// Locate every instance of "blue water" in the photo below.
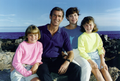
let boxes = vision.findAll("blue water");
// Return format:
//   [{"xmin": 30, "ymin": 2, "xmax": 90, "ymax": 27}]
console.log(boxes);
[
  {"xmin": 97, "ymin": 31, "xmax": 120, "ymax": 39},
  {"xmin": 0, "ymin": 31, "xmax": 120, "ymax": 39},
  {"xmin": 0, "ymin": 32, "xmax": 25, "ymax": 39}
]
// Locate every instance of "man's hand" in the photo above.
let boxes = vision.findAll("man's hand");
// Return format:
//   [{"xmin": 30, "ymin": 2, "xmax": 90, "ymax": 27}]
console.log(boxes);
[
  {"xmin": 58, "ymin": 50, "xmax": 74, "ymax": 74},
  {"xmin": 58, "ymin": 60, "xmax": 70, "ymax": 74}
]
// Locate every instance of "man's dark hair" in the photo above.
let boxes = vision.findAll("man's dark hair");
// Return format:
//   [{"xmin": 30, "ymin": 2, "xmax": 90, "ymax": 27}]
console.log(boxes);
[{"xmin": 50, "ymin": 7, "xmax": 64, "ymax": 18}]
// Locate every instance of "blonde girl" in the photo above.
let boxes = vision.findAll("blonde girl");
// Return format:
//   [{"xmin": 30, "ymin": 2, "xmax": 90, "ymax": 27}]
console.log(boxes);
[{"xmin": 10, "ymin": 25, "xmax": 43, "ymax": 81}]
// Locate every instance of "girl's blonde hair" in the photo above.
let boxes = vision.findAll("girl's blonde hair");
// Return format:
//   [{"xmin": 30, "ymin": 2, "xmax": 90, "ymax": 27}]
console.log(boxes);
[
  {"xmin": 80, "ymin": 16, "xmax": 98, "ymax": 32},
  {"xmin": 25, "ymin": 25, "xmax": 41, "ymax": 40}
]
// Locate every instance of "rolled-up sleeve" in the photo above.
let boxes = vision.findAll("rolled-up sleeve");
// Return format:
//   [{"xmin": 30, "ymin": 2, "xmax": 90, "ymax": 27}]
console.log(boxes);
[{"xmin": 12, "ymin": 44, "xmax": 32, "ymax": 77}]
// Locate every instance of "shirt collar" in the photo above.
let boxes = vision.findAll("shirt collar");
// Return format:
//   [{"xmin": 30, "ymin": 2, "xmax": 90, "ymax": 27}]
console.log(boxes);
[{"xmin": 46, "ymin": 24, "xmax": 61, "ymax": 33}]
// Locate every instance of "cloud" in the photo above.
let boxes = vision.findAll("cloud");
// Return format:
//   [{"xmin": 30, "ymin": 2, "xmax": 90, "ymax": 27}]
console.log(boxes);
[
  {"xmin": 94, "ymin": 12, "xmax": 120, "ymax": 27},
  {"xmin": 0, "ymin": 14, "xmax": 16, "ymax": 24},
  {"xmin": 39, "ymin": 13, "xmax": 49, "ymax": 21},
  {"xmin": 24, "ymin": 22, "xmax": 34, "ymax": 25},
  {"xmin": 55, "ymin": 2, "xmax": 67, "ymax": 5},
  {"xmin": 106, "ymin": 8, "xmax": 120, "ymax": 12},
  {"xmin": 21, "ymin": 20, "xmax": 34, "ymax": 25},
  {"xmin": 0, "ymin": 26, "xmax": 27, "ymax": 32},
  {"xmin": 77, "ymin": 9, "xmax": 120, "ymax": 31},
  {"xmin": 79, "ymin": 10, "xmax": 120, "ymax": 27},
  {"xmin": 0, "ymin": 18, "xmax": 14, "ymax": 22},
  {"xmin": 60, "ymin": 19, "xmax": 69, "ymax": 27},
  {"xmin": 0, "ymin": 14, "xmax": 16, "ymax": 16},
  {"xmin": 34, "ymin": 13, "xmax": 50, "ymax": 26}
]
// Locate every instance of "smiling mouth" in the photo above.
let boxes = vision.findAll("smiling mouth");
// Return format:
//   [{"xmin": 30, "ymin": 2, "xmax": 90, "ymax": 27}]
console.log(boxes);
[{"xmin": 54, "ymin": 20, "xmax": 59, "ymax": 23}]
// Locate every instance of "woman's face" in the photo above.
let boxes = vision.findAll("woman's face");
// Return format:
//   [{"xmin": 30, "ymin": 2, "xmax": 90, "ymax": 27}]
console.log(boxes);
[
  {"xmin": 83, "ymin": 21, "xmax": 95, "ymax": 34},
  {"xmin": 67, "ymin": 13, "xmax": 79, "ymax": 25}
]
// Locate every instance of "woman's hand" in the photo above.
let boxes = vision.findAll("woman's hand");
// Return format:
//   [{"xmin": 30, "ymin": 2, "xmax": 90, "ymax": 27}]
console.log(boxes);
[{"xmin": 62, "ymin": 51, "xmax": 68, "ymax": 59}]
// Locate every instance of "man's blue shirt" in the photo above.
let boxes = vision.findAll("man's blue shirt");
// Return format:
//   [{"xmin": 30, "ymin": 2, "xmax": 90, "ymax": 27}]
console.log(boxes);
[{"xmin": 38, "ymin": 24, "xmax": 72, "ymax": 58}]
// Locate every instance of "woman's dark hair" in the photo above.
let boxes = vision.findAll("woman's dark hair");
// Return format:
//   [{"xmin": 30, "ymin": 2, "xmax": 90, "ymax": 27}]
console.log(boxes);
[
  {"xmin": 66, "ymin": 7, "xmax": 80, "ymax": 18},
  {"xmin": 50, "ymin": 7, "xmax": 64, "ymax": 18},
  {"xmin": 80, "ymin": 16, "xmax": 98, "ymax": 32}
]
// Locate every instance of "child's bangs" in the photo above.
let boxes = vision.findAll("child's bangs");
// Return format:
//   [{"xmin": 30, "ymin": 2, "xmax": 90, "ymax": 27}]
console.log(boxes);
[{"xmin": 28, "ymin": 30, "xmax": 39, "ymax": 34}]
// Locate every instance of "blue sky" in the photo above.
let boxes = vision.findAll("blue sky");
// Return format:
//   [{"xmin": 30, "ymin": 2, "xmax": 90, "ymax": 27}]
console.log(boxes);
[{"xmin": 0, "ymin": 0, "xmax": 120, "ymax": 32}]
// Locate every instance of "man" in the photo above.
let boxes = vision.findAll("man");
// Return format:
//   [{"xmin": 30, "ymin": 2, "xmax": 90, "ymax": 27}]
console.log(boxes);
[{"xmin": 37, "ymin": 7, "xmax": 81, "ymax": 81}]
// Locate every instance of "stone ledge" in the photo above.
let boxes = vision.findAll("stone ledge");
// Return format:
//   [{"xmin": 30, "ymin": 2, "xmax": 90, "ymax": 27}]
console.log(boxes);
[
  {"xmin": 0, "ymin": 52, "xmax": 120, "ymax": 81},
  {"xmin": 1, "ymin": 34, "xmax": 120, "ymax": 81}
]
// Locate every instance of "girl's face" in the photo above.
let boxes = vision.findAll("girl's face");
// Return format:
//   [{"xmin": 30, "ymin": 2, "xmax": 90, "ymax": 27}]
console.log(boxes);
[
  {"xmin": 67, "ymin": 13, "xmax": 79, "ymax": 25},
  {"xmin": 27, "ymin": 33, "xmax": 38, "ymax": 43},
  {"xmin": 83, "ymin": 21, "xmax": 95, "ymax": 34}
]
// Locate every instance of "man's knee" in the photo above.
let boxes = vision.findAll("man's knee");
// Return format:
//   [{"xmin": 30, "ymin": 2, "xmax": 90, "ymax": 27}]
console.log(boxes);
[
  {"xmin": 36, "ymin": 64, "xmax": 53, "ymax": 81},
  {"xmin": 37, "ymin": 64, "xmax": 49, "ymax": 76}
]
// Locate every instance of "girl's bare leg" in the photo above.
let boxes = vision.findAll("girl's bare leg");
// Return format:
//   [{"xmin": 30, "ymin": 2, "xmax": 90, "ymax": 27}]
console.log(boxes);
[
  {"xmin": 100, "ymin": 68, "xmax": 113, "ymax": 81},
  {"xmin": 31, "ymin": 77, "xmax": 40, "ymax": 81},
  {"xmin": 92, "ymin": 68, "xmax": 105, "ymax": 81}
]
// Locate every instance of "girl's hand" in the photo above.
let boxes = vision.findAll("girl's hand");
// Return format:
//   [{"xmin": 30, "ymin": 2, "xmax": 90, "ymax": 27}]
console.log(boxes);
[
  {"xmin": 91, "ymin": 62, "xmax": 98, "ymax": 69},
  {"xmin": 100, "ymin": 54, "xmax": 108, "ymax": 70},
  {"xmin": 10, "ymin": 65, "xmax": 14, "ymax": 72},
  {"xmin": 31, "ymin": 63, "xmax": 40, "ymax": 74},
  {"xmin": 100, "ymin": 61, "xmax": 108, "ymax": 70},
  {"xmin": 88, "ymin": 59, "xmax": 98, "ymax": 69}
]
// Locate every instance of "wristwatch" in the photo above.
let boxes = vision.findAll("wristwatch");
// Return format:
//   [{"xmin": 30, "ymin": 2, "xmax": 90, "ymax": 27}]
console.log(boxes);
[{"xmin": 66, "ymin": 59, "xmax": 70, "ymax": 62}]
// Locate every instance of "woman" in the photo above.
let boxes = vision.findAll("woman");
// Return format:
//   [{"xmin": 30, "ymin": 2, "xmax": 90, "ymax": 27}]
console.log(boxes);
[{"xmin": 62, "ymin": 7, "xmax": 91, "ymax": 81}]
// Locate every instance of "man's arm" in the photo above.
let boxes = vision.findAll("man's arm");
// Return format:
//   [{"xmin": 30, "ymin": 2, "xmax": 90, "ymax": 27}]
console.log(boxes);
[
  {"xmin": 66, "ymin": 50, "xmax": 74, "ymax": 62},
  {"xmin": 58, "ymin": 50, "xmax": 74, "ymax": 74}
]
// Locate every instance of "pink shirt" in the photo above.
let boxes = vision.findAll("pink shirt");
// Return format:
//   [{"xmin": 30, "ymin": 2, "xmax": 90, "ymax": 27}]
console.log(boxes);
[{"xmin": 12, "ymin": 41, "xmax": 43, "ymax": 77}]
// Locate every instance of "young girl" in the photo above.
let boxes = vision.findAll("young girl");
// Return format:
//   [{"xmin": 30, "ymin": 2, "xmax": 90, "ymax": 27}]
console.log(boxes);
[
  {"xmin": 10, "ymin": 25, "xmax": 43, "ymax": 81},
  {"xmin": 78, "ymin": 16, "xmax": 112, "ymax": 81}
]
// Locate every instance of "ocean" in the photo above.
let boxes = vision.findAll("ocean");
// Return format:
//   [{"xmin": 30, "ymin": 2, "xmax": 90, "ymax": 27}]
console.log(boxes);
[
  {"xmin": 0, "ymin": 31, "xmax": 120, "ymax": 39},
  {"xmin": 0, "ymin": 32, "xmax": 25, "ymax": 39}
]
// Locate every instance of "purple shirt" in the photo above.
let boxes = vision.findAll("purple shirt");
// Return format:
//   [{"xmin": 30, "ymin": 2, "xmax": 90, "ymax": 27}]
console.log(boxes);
[{"xmin": 38, "ymin": 24, "xmax": 72, "ymax": 58}]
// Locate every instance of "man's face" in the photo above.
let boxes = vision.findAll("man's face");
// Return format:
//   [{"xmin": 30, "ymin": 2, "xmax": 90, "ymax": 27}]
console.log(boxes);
[{"xmin": 50, "ymin": 10, "xmax": 64, "ymax": 26}]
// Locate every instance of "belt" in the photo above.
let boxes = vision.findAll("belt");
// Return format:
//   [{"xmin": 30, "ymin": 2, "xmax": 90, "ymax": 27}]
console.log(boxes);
[{"xmin": 42, "ymin": 57, "xmax": 57, "ymax": 59}]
